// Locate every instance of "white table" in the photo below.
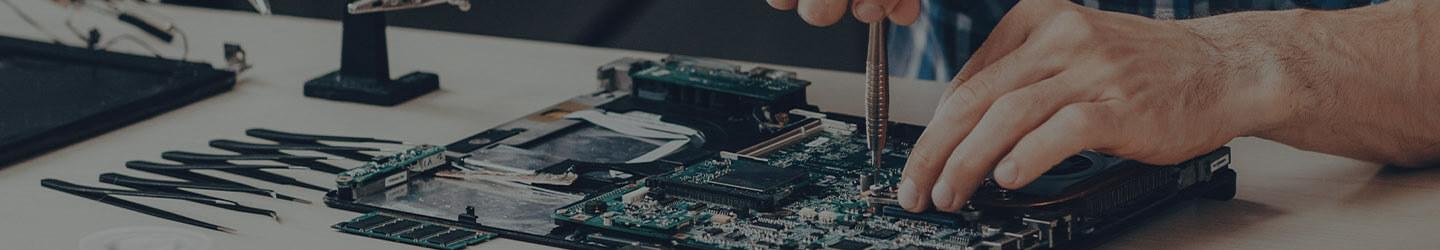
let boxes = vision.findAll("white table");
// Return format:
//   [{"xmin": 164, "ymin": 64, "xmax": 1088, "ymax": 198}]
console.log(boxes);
[{"xmin": 2, "ymin": 3, "xmax": 1437, "ymax": 250}]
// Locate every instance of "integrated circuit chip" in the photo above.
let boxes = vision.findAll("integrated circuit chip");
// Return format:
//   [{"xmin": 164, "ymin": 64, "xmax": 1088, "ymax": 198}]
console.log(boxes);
[
  {"xmin": 650, "ymin": 157, "xmax": 810, "ymax": 210},
  {"xmin": 339, "ymin": 214, "xmax": 395, "ymax": 230},
  {"xmin": 398, "ymin": 225, "xmax": 449, "ymax": 240},
  {"xmin": 371, "ymin": 220, "xmax": 421, "ymax": 235},
  {"xmin": 829, "ymin": 239, "xmax": 873, "ymax": 250},
  {"xmin": 426, "ymin": 230, "xmax": 479, "ymax": 245},
  {"xmin": 708, "ymin": 159, "xmax": 808, "ymax": 192},
  {"xmin": 861, "ymin": 228, "xmax": 899, "ymax": 240}
]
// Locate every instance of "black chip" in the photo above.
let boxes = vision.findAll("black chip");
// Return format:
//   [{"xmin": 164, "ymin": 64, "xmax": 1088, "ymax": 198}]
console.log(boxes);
[
  {"xmin": 425, "ymin": 230, "xmax": 478, "ymax": 245},
  {"xmin": 860, "ymin": 228, "xmax": 899, "ymax": 239},
  {"xmin": 899, "ymin": 244, "xmax": 940, "ymax": 250},
  {"xmin": 828, "ymin": 239, "xmax": 872, "ymax": 250},
  {"xmin": 708, "ymin": 159, "xmax": 807, "ymax": 192},
  {"xmin": 397, "ymin": 225, "xmax": 448, "ymax": 240},
  {"xmin": 704, "ymin": 228, "xmax": 725, "ymax": 235},
  {"xmin": 341, "ymin": 214, "xmax": 395, "ymax": 230},
  {"xmin": 725, "ymin": 231, "xmax": 747, "ymax": 241},
  {"xmin": 370, "ymin": 220, "xmax": 421, "ymax": 235},
  {"xmin": 753, "ymin": 221, "xmax": 784, "ymax": 230}
]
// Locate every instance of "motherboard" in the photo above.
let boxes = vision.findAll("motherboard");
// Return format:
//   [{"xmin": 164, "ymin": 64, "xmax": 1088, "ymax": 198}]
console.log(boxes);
[
  {"xmin": 553, "ymin": 110, "xmax": 1233, "ymax": 250},
  {"xmin": 325, "ymin": 55, "xmax": 1237, "ymax": 250}
]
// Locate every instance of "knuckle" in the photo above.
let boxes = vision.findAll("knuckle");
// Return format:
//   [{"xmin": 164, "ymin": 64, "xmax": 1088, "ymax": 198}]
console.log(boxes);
[
  {"xmin": 946, "ymin": 83, "xmax": 984, "ymax": 107},
  {"xmin": 1054, "ymin": 105, "xmax": 1093, "ymax": 125}
]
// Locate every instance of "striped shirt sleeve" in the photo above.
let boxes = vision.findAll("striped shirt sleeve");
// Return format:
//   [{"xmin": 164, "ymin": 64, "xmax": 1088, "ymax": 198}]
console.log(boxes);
[{"xmin": 889, "ymin": 0, "xmax": 1388, "ymax": 81}]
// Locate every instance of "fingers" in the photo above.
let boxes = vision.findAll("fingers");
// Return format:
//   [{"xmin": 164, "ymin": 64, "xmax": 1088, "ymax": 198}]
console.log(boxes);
[
  {"xmin": 767, "ymin": 0, "xmax": 798, "ymax": 10},
  {"xmin": 796, "ymin": 0, "xmax": 849, "ymax": 26},
  {"xmin": 898, "ymin": 38, "xmax": 1057, "ymax": 212},
  {"xmin": 888, "ymin": 0, "xmax": 920, "ymax": 25},
  {"xmin": 995, "ymin": 102, "xmax": 1124, "ymax": 189},
  {"xmin": 931, "ymin": 73, "xmax": 1095, "ymax": 210},
  {"xmin": 851, "ymin": 0, "xmax": 898, "ymax": 23},
  {"xmin": 898, "ymin": 93, "xmax": 974, "ymax": 212}
]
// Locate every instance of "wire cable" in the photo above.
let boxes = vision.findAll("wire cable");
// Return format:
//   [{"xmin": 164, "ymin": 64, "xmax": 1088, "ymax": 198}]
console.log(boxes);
[{"xmin": 98, "ymin": 33, "xmax": 165, "ymax": 59}]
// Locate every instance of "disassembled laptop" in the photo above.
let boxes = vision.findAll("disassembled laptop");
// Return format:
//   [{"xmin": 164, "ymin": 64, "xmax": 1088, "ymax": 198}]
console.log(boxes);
[{"xmin": 322, "ymin": 55, "xmax": 1238, "ymax": 250}]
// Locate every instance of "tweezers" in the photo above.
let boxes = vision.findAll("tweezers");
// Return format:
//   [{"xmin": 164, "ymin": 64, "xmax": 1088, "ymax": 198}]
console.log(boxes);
[
  {"xmin": 41, "ymin": 179, "xmax": 237, "ymax": 233},
  {"xmin": 100, "ymin": 173, "xmax": 281, "ymax": 222},
  {"xmin": 126, "ymin": 161, "xmax": 311, "ymax": 204},
  {"xmin": 209, "ymin": 139, "xmax": 372, "ymax": 173},
  {"xmin": 160, "ymin": 151, "xmax": 330, "ymax": 191}
]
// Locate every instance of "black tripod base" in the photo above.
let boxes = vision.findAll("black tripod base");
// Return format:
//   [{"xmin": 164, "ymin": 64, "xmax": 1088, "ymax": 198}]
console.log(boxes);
[{"xmin": 304, "ymin": 71, "xmax": 438, "ymax": 106}]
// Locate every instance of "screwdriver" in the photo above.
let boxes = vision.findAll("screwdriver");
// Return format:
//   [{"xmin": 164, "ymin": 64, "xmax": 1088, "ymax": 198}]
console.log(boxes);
[{"xmin": 861, "ymin": 21, "xmax": 891, "ymax": 192}]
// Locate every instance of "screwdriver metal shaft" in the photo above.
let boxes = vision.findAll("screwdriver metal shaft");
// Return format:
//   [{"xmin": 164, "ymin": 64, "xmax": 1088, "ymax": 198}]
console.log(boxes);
[{"xmin": 862, "ymin": 21, "xmax": 890, "ymax": 191}]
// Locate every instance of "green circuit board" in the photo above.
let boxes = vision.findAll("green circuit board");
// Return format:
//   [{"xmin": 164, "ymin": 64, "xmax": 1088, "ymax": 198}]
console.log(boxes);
[
  {"xmin": 335, "ymin": 145, "xmax": 447, "ymax": 199},
  {"xmin": 553, "ymin": 125, "xmax": 1006, "ymax": 250},
  {"xmin": 630, "ymin": 56, "xmax": 809, "ymax": 102}
]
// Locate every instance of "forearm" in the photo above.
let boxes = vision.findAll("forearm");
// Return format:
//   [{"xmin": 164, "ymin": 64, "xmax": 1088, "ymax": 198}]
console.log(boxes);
[{"xmin": 1182, "ymin": 0, "xmax": 1440, "ymax": 166}]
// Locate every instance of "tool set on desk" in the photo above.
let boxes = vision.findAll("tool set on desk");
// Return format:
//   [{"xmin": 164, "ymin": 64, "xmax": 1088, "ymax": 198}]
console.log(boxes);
[{"xmin": 40, "ymin": 129, "xmax": 415, "ymax": 233}]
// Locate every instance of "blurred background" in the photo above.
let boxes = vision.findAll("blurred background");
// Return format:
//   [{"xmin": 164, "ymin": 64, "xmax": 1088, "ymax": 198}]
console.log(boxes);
[
  {"xmin": 150, "ymin": 0, "xmax": 1373, "ymax": 73},
  {"xmin": 160, "ymin": 0, "xmax": 872, "ymax": 72}
]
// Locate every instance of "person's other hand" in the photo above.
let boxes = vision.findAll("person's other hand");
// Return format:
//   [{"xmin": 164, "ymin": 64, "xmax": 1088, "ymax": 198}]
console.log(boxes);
[
  {"xmin": 765, "ymin": 0, "xmax": 921, "ymax": 26},
  {"xmin": 898, "ymin": 0, "xmax": 1286, "ymax": 212}
]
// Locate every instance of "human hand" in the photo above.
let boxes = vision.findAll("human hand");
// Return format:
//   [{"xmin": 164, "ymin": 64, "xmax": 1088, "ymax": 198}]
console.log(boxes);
[
  {"xmin": 764, "ymin": 0, "xmax": 920, "ymax": 26},
  {"xmin": 897, "ymin": 0, "xmax": 1288, "ymax": 212}
]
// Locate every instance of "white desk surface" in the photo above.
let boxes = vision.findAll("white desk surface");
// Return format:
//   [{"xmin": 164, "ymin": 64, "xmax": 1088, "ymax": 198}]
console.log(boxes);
[{"xmin": 2, "ymin": 3, "xmax": 1437, "ymax": 250}]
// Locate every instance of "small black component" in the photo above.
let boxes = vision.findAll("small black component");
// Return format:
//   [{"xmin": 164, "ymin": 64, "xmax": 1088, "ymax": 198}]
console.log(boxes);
[
  {"xmin": 860, "ymin": 228, "xmax": 899, "ymax": 239},
  {"xmin": 879, "ymin": 206, "xmax": 962, "ymax": 228},
  {"xmin": 342, "ymin": 214, "xmax": 396, "ymax": 230},
  {"xmin": 426, "ymin": 230, "xmax": 479, "ymax": 245},
  {"xmin": 459, "ymin": 206, "xmax": 479, "ymax": 223},
  {"xmin": 753, "ymin": 221, "xmax": 784, "ymax": 231},
  {"xmin": 828, "ymin": 239, "xmax": 872, "ymax": 250},
  {"xmin": 704, "ymin": 228, "xmax": 725, "ymax": 235},
  {"xmin": 899, "ymin": 244, "xmax": 940, "ymax": 250},
  {"xmin": 398, "ymin": 225, "xmax": 448, "ymax": 240},
  {"xmin": 725, "ymin": 231, "xmax": 747, "ymax": 241},
  {"xmin": 370, "ymin": 220, "xmax": 422, "ymax": 235},
  {"xmin": 709, "ymin": 159, "xmax": 808, "ymax": 193},
  {"xmin": 584, "ymin": 201, "xmax": 608, "ymax": 214},
  {"xmin": 651, "ymin": 158, "xmax": 809, "ymax": 211}
]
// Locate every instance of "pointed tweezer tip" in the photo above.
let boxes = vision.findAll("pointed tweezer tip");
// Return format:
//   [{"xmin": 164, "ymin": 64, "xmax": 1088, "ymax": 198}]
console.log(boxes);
[
  {"xmin": 217, "ymin": 226, "xmax": 238, "ymax": 234},
  {"xmin": 291, "ymin": 197, "xmax": 313, "ymax": 205}
]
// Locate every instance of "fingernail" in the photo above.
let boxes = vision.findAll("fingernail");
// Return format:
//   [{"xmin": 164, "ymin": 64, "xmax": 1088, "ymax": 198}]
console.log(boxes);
[
  {"xmin": 855, "ymin": 3, "xmax": 884, "ymax": 23},
  {"xmin": 994, "ymin": 160, "xmax": 1018, "ymax": 186},
  {"xmin": 898, "ymin": 178, "xmax": 921, "ymax": 209},
  {"xmin": 931, "ymin": 180, "xmax": 955, "ymax": 210}
]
